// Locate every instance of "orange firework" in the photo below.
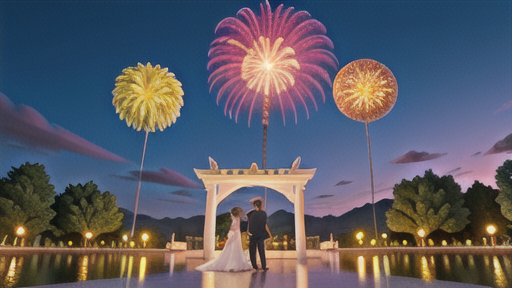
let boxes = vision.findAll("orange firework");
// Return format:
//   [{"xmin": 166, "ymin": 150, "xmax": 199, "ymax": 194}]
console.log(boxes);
[
  {"xmin": 332, "ymin": 58, "xmax": 398, "ymax": 242},
  {"xmin": 333, "ymin": 59, "xmax": 397, "ymax": 123}
]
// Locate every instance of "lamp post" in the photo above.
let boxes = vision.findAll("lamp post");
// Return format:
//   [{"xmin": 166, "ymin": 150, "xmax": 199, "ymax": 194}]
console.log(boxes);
[
  {"xmin": 122, "ymin": 234, "xmax": 128, "ymax": 248},
  {"xmin": 381, "ymin": 233, "xmax": 388, "ymax": 246},
  {"xmin": 85, "ymin": 232, "xmax": 93, "ymax": 247},
  {"xmin": 417, "ymin": 228, "xmax": 426, "ymax": 247},
  {"xmin": 486, "ymin": 225, "xmax": 497, "ymax": 247},
  {"xmin": 15, "ymin": 226, "xmax": 26, "ymax": 246},
  {"xmin": 356, "ymin": 232, "xmax": 364, "ymax": 246},
  {"xmin": 142, "ymin": 233, "xmax": 149, "ymax": 248}
]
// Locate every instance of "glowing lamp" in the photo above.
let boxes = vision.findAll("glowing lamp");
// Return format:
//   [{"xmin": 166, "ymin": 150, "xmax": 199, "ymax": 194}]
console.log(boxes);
[
  {"xmin": 15, "ymin": 226, "xmax": 25, "ymax": 237},
  {"xmin": 486, "ymin": 225, "xmax": 497, "ymax": 235}
]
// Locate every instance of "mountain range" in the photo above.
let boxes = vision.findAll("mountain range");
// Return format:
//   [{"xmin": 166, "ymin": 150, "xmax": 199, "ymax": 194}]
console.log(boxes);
[{"xmin": 120, "ymin": 198, "xmax": 393, "ymax": 242}]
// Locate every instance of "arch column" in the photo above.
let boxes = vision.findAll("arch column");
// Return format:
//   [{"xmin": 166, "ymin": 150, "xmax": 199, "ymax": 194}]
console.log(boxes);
[
  {"xmin": 294, "ymin": 184, "xmax": 307, "ymax": 263},
  {"xmin": 203, "ymin": 184, "xmax": 218, "ymax": 261}
]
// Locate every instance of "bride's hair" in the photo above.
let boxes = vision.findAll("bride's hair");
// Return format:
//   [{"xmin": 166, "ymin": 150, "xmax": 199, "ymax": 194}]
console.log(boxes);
[{"xmin": 231, "ymin": 206, "xmax": 242, "ymax": 217}]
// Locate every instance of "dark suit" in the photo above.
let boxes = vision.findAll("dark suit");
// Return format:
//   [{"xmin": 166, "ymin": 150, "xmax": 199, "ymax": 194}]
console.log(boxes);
[{"xmin": 247, "ymin": 209, "xmax": 268, "ymax": 269}]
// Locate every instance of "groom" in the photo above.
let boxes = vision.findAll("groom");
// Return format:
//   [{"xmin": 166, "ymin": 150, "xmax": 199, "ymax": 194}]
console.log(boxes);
[{"xmin": 247, "ymin": 199, "xmax": 272, "ymax": 270}]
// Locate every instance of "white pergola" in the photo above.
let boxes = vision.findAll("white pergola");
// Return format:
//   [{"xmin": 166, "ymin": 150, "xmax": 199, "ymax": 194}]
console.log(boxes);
[{"xmin": 194, "ymin": 157, "xmax": 315, "ymax": 263}]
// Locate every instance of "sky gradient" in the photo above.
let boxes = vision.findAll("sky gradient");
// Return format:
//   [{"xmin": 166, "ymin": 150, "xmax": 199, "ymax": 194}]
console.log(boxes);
[{"xmin": 1, "ymin": 0, "xmax": 511, "ymax": 219}]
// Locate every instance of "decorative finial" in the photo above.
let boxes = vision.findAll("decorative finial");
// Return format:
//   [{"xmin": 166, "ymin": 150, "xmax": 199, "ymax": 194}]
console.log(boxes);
[
  {"xmin": 209, "ymin": 157, "xmax": 218, "ymax": 170},
  {"xmin": 291, "ymin": 157, "xmax": 301, "ymax": 170},
  {"xmin": 249, "ymin": 163, "xmax": 258, "ymax": 174}
]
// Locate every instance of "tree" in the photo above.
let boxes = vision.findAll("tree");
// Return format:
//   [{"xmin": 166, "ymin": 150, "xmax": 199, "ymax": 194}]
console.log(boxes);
[
  {"xmin": 0, "ymin": 162, "xmax": 57, "ymax": 243},
  {"xmin": 464, "ymin": 181, "xmax": 509, "ymax": 240},
  {"xmin": 54, "ymin": 181, "xmax": 123, "ymax": 238},
  {"xmin": 385, "ymin": 170, "xmax": 470, "ymax": 244},
  {"xmin": 495, "ymin": 160, "xmax": 512, "ymax": 226},
  {"xmin": 215, "ymin": 212, "xmax": 232, "ymax": 245}
]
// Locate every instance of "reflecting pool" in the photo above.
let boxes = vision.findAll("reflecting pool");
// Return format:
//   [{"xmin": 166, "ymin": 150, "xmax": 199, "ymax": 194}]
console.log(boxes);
[
  {"xmin": 0, "ymin": 250, "xmax": 172, "ymax": 287},
  {"xmin": 1, "ymin": 248, "xmax": 510, "ymax": 287}
]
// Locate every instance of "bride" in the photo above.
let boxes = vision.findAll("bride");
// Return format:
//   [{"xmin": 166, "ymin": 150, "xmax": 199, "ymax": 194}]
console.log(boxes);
[{"xmin": 196, "ymin": 207, "xmax": 253, "ymax": 271}]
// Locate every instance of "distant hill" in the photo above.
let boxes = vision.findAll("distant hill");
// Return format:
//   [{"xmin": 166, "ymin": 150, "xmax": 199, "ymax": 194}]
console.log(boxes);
[
  {"xmin": 268, "ymin": 199, "xmax": 393, "ymax": 241},
  {"xmin": 120, "ymin": 208, "xmax": 204, "ymax": 242},
  {"xmin": 120, "ymin": 198, "xmax": 393, "ymax": 242}
]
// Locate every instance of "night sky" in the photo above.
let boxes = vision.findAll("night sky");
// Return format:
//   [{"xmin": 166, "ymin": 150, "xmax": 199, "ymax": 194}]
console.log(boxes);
[{"xmin": 1, "ymin": 0, "xmax": 511, "ymax": 219}]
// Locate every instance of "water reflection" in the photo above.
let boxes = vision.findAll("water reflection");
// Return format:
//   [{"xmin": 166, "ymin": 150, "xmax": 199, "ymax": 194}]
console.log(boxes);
[
  {"xmin": 3, "ymin": 256, "xmax": 24, "ymax": 287},
  {"xmin": 78, "ymin": 255, "xmax": 89, "ymax": 281},
  {"xmin": 383, "ymin": 255, "xmax": 390, "ymax": 277},
  {"xmin": 373, "ymin": 256, "xmax": 381, "ymax": 288},
  {"xmin": 503, "ymin": 255, "xmax": 512, "ymax": 280},
  {"xmin": 296, "ymin": 263, "xmax": 308, "ymax": 288},
  {"xmin": 493, "ymin": 256, "xmax": 508, "ymax": 288},
  {"xmin": 3, "ymin": 250, "xmax": 512, "ymax": 288},
  {"xmin": 201, "ymin": 270, "xmax": 255, "ymax": 288},
  {"xmin": 340, "ymin": 252, "xmax": 512, "ymax": 288},
  {"xmin": 357, "ymin": 256, "xmax": 366, "ymax": 284},
  {"xmin": 120, "ymin": 255, "xmax": 127, "ymax": 278},
  {"xmin": 419, "ymin": 256, "xmax": 433, "ymax": 282},
  {"xmin": 139, "ymin": 256, "xmax": 147, "ymax": 284}
]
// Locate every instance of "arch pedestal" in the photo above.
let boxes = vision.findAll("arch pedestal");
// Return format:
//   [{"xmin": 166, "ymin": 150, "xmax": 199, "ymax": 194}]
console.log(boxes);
[{"xmin": 194, "ymin": 158, "xmax": 315, "ymax": 263}]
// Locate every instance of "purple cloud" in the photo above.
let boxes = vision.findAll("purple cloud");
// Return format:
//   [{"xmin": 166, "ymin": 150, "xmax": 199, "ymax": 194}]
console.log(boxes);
[
  {"xmin": 485, "ymin": 133, "xmax": 512, "ymax": 155},
  {"xmin": 157, "ymin": 198, "xmax": 199, "ymax": 204},
  {"xmin": 455, "ymin": 171, "xmax": 473, "ymax": 177},
  {"xmin": 334, "ymin": 180, "xmax": 353, "ymax": 186},
  {"xmin": 494, "ymin": 100, "xmax": 512, "ymax": 114},
  {"xmin": 314, "ymin": 195, "xmax": 334, "ymax": 199},
  {"xmin": 444, "ymin": 167, "xmax": 461, "ymax": 175},
  {"xmin": 128, "ymin": 168, "xmax": 204, "ymax": 189},
  {"xmin": 0, "ymin": 93, "xmax": 129, "ymax": 163},
  {"xmin": 471, "ymin": 151, "xmax": 481, "ymax": 157},
  {"xmin": 390, "ymin": 150, "xmax": 447, "ymax": 164},
  {"xmin": 109, "ymin": 174, "xmax": 138, "ymax": 181},
  {"xmin": 171, "ymin": 190, "xmax": 193, "ymax": 197}
]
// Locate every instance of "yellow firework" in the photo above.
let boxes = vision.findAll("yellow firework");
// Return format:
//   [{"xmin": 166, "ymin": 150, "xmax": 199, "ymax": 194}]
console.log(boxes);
[
  {"xmin": 333, "ymin": 59, "xmax": 397, "ymax": 123},
  {"xmin": 112, "ymin": 62, "xmax": 184, "ymax": 132}
]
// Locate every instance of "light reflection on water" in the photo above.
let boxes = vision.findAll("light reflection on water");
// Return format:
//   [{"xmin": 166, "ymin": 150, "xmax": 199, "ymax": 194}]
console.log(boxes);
[
  {"xmin": 1, "ymin": 250, "xmax": 512, "ymax": 287},
  {"xmin": 341, "ymin": 252, "xmax": 512, "ymax": 288},
  {"xmin": 0, "ymin": 252, "xmax": 170, "ymax": 287}
]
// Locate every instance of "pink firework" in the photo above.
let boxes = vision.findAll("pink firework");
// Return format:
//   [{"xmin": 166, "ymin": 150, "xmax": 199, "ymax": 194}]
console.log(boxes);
[{"xmin": 208, "ymin": 1, "xmax": 338, "ymax": 127}]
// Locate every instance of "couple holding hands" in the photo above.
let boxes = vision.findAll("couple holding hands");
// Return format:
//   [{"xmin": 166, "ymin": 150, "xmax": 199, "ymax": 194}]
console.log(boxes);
[{"xmin": 196, "ymin": 198, "xmax": 272, "ymax": 272}]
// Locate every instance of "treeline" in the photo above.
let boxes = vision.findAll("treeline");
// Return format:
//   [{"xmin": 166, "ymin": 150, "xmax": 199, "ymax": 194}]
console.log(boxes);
[
  {"xmin": 0, "ymin": 162, "xmax": 130, "ymax": 247},
  {"xmin": 339, "ymin": 159, "xmax": 512, "ymax": 247}
]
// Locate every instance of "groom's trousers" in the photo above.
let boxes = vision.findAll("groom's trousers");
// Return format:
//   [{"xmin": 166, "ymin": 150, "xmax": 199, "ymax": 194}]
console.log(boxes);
[{"xmin": 249, "ymin": 238, "xmax": 266, "ymax": 269}]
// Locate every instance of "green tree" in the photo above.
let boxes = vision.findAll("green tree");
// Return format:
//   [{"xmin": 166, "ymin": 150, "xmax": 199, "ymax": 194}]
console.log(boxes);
[
  {"xmin": 54, "ymin": 181, "xmax": 123, "ymax": 238},
  {"xmin": 0, "ymin": 162, "xmax": 57, "ymax": 243},
  {"xmin": 495, "ymin": 160, "xmax": 512, "ymax": 226},
  {"xmin": 464, "ymin": 181, "xmax": 509, "ymax": 240},
  {"xmin": 216, "ymin": 212, "xmax": 232, "ymax": 244},
  {"xmin": 385, "ymin": 170, "xmax": 470, "ymax": 245}
]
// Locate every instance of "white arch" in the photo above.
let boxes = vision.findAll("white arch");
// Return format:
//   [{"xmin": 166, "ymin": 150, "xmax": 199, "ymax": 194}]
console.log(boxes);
[{"xmin": 194, "ymin": 158, "xmax": 315, "ymax": 263}]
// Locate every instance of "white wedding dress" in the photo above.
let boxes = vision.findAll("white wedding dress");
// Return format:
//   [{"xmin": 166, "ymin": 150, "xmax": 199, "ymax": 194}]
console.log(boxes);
[{"xmin": 196, "ymin": 216, "xmax": 253, "ymax": 272}]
